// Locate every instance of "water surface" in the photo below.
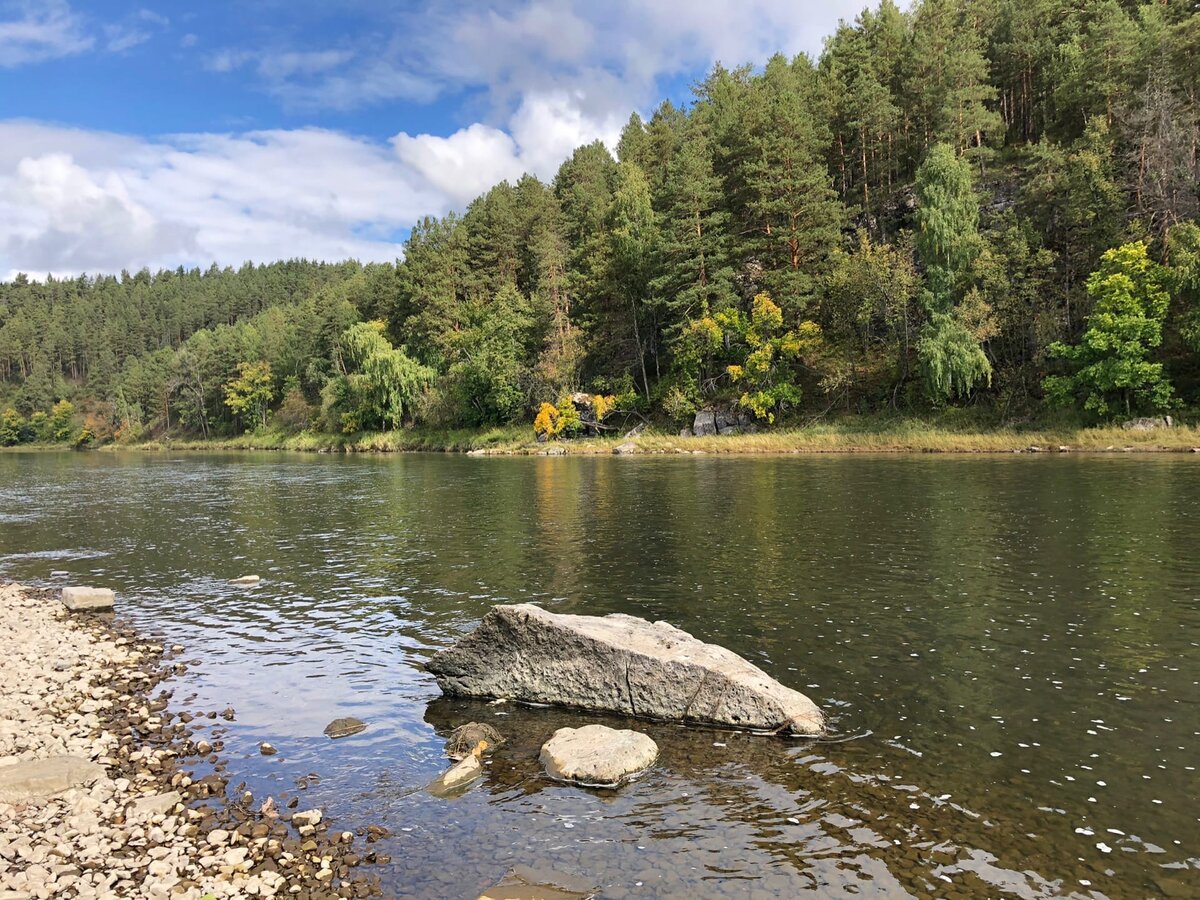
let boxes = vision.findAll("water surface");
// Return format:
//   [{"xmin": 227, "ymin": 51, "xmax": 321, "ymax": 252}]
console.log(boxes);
[{"xmin": 1, "ymin": 451, "xmax": 1197, "ymax": 898}]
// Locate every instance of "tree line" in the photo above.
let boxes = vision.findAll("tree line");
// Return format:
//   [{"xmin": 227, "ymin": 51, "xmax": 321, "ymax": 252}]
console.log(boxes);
[{"xmin": 2, "ymin": 0, "xmax": 1198, "ymax": 443}]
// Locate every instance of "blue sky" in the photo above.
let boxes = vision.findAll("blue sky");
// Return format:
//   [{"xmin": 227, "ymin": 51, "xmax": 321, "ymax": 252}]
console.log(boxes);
[{"xmin": 0, "ymin": 0, "xmax": 874, "ymax": 278}]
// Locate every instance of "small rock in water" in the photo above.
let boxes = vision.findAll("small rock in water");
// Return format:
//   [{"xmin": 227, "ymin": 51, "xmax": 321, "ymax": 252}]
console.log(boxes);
[
  {"xmin": 228, "ymin": 574, "xmax": 261, "ymax": 585},
  {"xmin": 259, "ymin": 742, "xmax": 278, "ymax": 755},
  {"xmin": 540, "ymin": 724, "xmax": 657, "ymax": 788},
  {"xmin": 323, "ymin": 717, "xmax": 367, "ymax": 739},
  {"xmin": 221, "ymin": 706, "xmax": 236, "ymax": 720},
  {"xmin": 434, "ymin": 753, "xmax": 482, "ymax": 792},
  {"xmin": 445, "ymin": 722, "xmax": 504, "ymax": 760}
]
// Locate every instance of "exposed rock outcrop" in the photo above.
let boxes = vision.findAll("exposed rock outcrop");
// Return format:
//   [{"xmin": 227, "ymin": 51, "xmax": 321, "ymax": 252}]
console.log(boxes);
[
  {"xmin": 426, "ymin": 604, "xmax": 825, "ymax": 736},
  {"xmin": 1122, "ymin": 416, "xmax": 1173, "ymax": 431}
]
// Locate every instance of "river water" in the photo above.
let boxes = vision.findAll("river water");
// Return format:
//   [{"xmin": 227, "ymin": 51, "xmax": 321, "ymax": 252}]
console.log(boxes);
[{"xmin": 0, "ymin": 451, "xmax": 1197, "ymax": 898}]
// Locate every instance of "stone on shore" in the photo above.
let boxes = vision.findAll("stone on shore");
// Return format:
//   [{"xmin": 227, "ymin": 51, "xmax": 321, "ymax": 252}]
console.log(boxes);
[
  {"xmin": 426, "ymin": 604, "xmax": 825, "ymax": 735},
  {"xmin": 540, "ymin": 724, "xmax": 657, "ymax": 787},
  {"xmin": 0, "ymin": 755, "xmax": 105, "ymax": 802},
  {"xmin": 612, "ymin": 441, "xmax": 638, "ymax": 455},
  {"xmin": 1122, "ymin": 415, "xmax": 1173, "ymax": 431},
  {"xmin": 323, "ymin": 717, "xmax": 367, "ymax": 739},
  {"xmin": 128, "ymin": 790, "xmax": 182, "ymax": 818},
  {"xmin": 60, "ymin": 586, "xmax": 114, "ymax": 612}
]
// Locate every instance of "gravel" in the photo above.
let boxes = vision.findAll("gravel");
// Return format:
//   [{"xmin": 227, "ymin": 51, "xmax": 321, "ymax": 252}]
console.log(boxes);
[{"xmin": 0, "ymin": 583, "xmax": 386, "ymax": 899}]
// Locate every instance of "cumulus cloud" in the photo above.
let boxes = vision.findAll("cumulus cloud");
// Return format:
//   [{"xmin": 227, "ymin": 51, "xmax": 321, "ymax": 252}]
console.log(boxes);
[
  {"xmin": 197, "ymin": 0, "xmax": 876, "ymax": 212},
  {"xmin": 0, "ymin": 122, "xmax": 450, "ymax": 278},
  {"xmin": 0, "ymin": 0, "xmax": 93, "ymax": 67},
  {"xmin": 1, "ymin": 1, "xmax": 882, "ymax": 276}
]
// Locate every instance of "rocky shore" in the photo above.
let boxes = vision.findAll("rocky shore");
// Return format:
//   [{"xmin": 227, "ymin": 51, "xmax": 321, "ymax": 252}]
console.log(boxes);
[{"xmin": 0, "ymin": 583, "xmax": 385, "ymax": 900}]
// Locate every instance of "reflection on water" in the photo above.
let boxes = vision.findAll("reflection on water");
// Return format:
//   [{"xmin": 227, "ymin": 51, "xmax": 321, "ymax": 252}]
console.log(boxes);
[{"xmin": 1, "ymin": 451, "xmax": 1198, "ymax": 898}]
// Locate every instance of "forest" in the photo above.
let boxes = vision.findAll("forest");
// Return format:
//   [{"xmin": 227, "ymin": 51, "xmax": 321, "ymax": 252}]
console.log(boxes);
[{"xmin": 1, "ymin": 0, "xmax": 1198, "ymax": 445}]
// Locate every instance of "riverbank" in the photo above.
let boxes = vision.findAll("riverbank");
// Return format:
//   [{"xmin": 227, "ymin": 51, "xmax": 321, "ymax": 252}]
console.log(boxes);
[
  {"xmin": 93, "ymin": 418, "xmax": 1200, "ymax": 456},
  {"xmin": 0, "ymin": 583, "xmax": 384, "ymax": 900}
]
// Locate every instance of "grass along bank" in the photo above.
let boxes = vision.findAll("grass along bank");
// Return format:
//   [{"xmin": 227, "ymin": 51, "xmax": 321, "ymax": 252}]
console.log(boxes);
[{"xmin": 102, "ymin": 417, "xmax": 1200, "ymax": 456}]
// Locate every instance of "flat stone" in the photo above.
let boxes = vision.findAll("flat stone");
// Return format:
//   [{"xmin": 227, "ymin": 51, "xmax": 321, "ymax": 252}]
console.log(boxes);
[
  {"xmin": 478, "ymin": 865, "xmax": 595, "ymax": 900},
  {"xmin": 426, "ymin": 604, "xmax": 825, "ymax": 735},
  {"xmin": 0, "ymin": 756, "xmax": 106, "ymax": 803},
  {"xmin": 128, "ymin": 791, "xmax": 182, "ymax": 818},
  {"xmin": 322, "ymin": 717, "xmax": 366, "ymax": 739},
  {"xmin": 60, "ymin": 586, "xmax": 114, "ymax": 612},
  {"xmin": 612, "ymin": 441, "xmax": 638, "ymax": 455},
  {"xmin": 435, "ymin": 755, "xmax": 481, "ymax": 791},
  {"xmin": 540, "ymin": 724, "xmax": 657, "ymax": 787}
]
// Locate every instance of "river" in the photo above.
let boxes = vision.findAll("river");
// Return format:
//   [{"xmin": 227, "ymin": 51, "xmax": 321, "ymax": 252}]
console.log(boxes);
[{"xmin": 0, "ymin": 451, "xmax": 1197, "ymax": 898}]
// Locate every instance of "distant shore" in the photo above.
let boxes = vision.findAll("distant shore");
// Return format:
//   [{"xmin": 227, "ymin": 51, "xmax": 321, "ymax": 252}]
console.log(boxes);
[{"xmin": 66, "ymin": 418, "xmax": 1200, "ymax": 456}]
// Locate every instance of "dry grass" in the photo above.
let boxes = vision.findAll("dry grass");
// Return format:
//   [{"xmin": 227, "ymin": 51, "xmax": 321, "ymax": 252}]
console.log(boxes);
[{"xmin": 99, "ymin": 419, "xmax": 1200, "ymax": 456}]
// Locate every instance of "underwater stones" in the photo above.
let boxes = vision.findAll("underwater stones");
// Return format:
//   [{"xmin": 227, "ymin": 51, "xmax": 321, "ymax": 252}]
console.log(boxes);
[
  {"xmin": 445, "ymin": 723, "xmax": 503, "ymax": 761},
  {"xmin": 426, "ymin": 604, "xmax": 825, "ymax": 736},
  {"xmin": 539, "ymin": 725, "xmax": 657, "ymax": 788}
]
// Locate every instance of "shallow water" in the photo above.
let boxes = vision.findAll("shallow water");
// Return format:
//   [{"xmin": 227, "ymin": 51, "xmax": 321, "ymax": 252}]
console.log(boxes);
[{"xmin": 1, "ymin": 450, "xmax": 1198, "ymax": 898}]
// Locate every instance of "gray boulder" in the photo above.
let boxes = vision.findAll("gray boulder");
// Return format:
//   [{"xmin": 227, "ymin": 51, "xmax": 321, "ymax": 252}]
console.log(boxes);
[
  {"xmin": 61, "ymin": 586, "xmax": 114, "ymax": 612},
  {"xmin": 540, "ymin": 724, "xmax": 657, "ymax": 787},
  {"xmin": 426, "ymin": 604, "xmax": 825, "ymax": 736},
  {"xmin": 612, "ymin": 441, "xmax": 638, "ymax": 455},
  {"xmin": 1123, "ymin": 416, "xmax": 1174, "ymax": 431},
  {"xmin": 692, "ymin": 409, "xmax": 718, "ymax": 437}
]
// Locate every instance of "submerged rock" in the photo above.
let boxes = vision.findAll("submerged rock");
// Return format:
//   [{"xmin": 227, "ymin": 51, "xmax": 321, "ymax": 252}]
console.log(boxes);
[
  {"xmin": 540, "ymin": 724, "xmax": 657, "ymax": 788},
  {"xmin": 228, "ymin": 574, "xmax": 261, "ymax": 585},
  {"xmin": 479, "ymin": 864, "xmax": 596, "ymax": 900},
  {"xmin": 435, "ymin": 753, "xmax": 482, "ymax": 791},
  {"xmin": 60, "ymin": 586, "xmax": 114, "ymax": 612},
  {"xmin": 445, "ymin": 722, "xmax": 504, "ymax": 760},
  {"xmin": 426, "ymin": 604, "xmax": 825, "ymax": 735},
  {"xmin": 323, "ymin": 717, "xmax": 367, "ymax": 739}
]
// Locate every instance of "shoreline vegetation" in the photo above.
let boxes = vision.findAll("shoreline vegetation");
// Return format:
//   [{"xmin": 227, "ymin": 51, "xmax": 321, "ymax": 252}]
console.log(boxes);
[
  {"xmin": 4, "ymin": 2, "xmax": 1200, "ymax": 456},
  {"xmin": 0, "ymin": 583, "xmax": 386, "ymax": 899},
  {"xmin": 76, "ymin": 419, "xmax": 1200, "ymax": 456}
]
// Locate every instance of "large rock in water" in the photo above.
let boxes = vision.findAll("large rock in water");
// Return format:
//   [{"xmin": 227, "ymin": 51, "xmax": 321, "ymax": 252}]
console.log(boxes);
[{"xmin": 426, "ymin": 604, "xmax": 825, "ymax": 735}]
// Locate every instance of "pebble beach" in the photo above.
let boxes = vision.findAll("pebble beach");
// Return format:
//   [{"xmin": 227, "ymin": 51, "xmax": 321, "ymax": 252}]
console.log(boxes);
[{"xmin": 0, "ymin": 583, "xmax": 385, "ymax": 900}]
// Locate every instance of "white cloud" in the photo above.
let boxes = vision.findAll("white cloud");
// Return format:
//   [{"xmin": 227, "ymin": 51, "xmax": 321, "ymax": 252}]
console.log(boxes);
[
  {"xmin": 0, "ymin": 121, "xmax": 450, "ymax": 277},
  {"xmin": 392, "ymin": 124, "xmax": 523, "ymax": 207},
  {"xmin": 198, "ymin": 0, "xmax": 877, "ymax": 207},
  {"xmin": 0, "ymin": 1, "xmax": 885, "ymax": 276},
  {"xmin": 104, "ymin": 25, "xmax": 150, "ymax": 53},
  {"xmin": 0, "ymin": 0, "xmax": 92, "ymax": 67}
]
